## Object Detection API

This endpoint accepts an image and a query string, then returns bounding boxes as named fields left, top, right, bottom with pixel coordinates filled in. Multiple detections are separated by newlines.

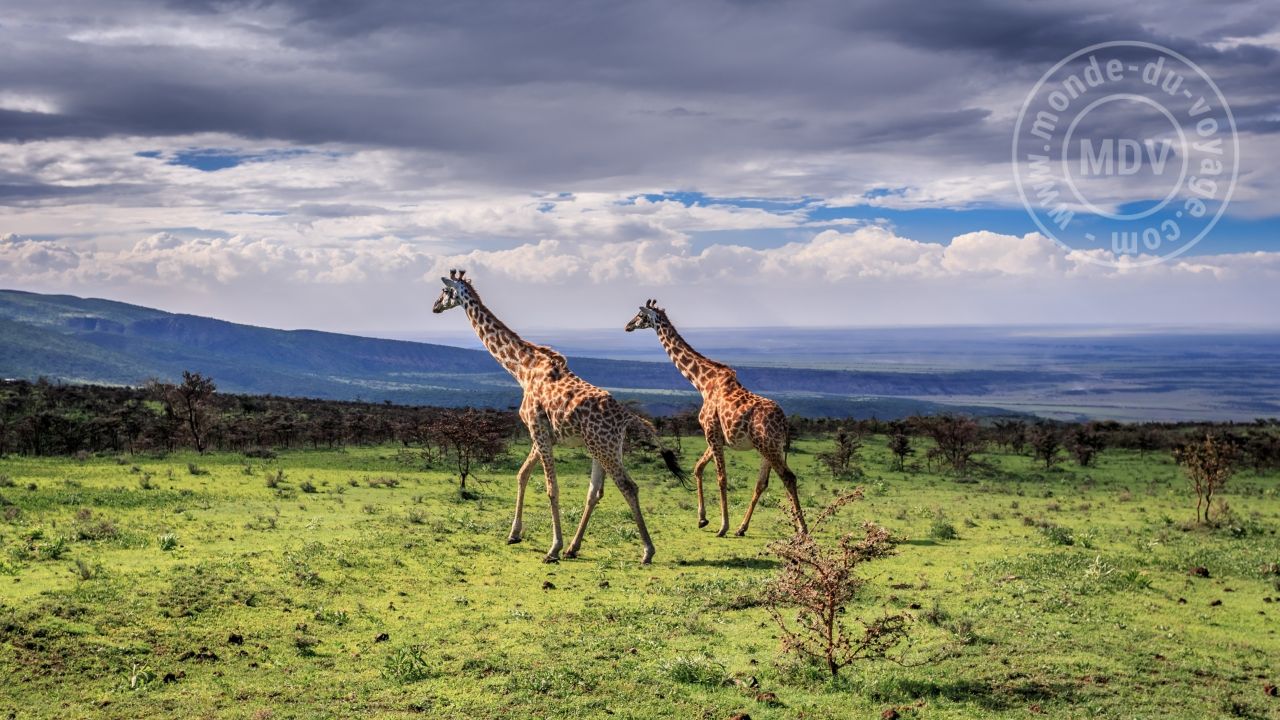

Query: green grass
left=1, top=439, right=1278, bottom=719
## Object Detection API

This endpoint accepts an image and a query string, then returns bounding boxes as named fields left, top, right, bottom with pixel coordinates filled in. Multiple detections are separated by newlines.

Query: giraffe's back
left=527, top=371, right=629, bottom=445
left=708, top=379, right=786, bottom=452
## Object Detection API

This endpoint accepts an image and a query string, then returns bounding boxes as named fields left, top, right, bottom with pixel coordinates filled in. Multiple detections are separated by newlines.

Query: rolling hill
left=0, top=289, right=1019, bottom=418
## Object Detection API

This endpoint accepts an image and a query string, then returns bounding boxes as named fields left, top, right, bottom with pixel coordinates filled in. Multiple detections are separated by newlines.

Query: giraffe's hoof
left=564, top=547, right=579, bottom=559
left=697, top=518, right=709, bottom=528
left=715, top=528, right=728, bottom=538
left=542, top=553, right=560, bottom=564
left=640, top=548, right=655, bottom=565
left=734, top=528, right=748, bottom=537
left=506, top=536, right=522, bottom=545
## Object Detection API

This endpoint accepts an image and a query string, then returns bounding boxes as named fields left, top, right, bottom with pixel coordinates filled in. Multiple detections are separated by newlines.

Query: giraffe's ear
left=440, top=276, right=450, bottom=284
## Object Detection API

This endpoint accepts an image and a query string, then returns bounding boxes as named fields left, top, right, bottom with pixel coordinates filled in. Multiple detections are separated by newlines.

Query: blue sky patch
left=134, top=148, right=314, bottom=172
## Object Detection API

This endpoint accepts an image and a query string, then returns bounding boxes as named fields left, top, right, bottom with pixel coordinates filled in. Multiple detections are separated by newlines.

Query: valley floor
left=1, top=440, right=1278, bottom=719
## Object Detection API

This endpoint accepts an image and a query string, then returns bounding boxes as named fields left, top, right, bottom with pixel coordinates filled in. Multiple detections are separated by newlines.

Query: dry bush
left=1173, top=433, right=1241, bottom=524
left=764, top=489, right=914, bottom=679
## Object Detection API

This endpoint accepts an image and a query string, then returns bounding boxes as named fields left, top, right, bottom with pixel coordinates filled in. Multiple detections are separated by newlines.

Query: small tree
left=919, top=415, right=981, bottom=475
left=1244, top=431, right=1280, bottom=474
left=1028, top=422, right=1062, bottom=469
left=886, top=422, right=914, bottom=471
left=1173, top=433, right=1240, bottom=524
left=163, top=371, right=216, bottom=454
left=1133, top=426, right=1160, bottom=458
left=1067, top=424, right=1105, bottom=467
left=425, top=408, right=513, bottom=489
left=764, top=490, right=913, bottom=679
left=992, top=419, right=1028, bottom=454
left=818, top=426, right=861, bottom=478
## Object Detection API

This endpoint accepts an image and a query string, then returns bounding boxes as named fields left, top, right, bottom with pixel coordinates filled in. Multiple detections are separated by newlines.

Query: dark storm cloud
left=1, top=0, right=1277, bottom=192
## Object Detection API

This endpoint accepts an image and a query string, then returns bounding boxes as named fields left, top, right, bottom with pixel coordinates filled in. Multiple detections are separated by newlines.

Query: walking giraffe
left=432, top=271, right=686, bottom=563
left=625, top=300, right=807, bottom=536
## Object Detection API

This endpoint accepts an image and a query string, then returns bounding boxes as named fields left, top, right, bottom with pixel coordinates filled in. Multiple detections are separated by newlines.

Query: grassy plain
left=1, top=438, right=1278, bottom=719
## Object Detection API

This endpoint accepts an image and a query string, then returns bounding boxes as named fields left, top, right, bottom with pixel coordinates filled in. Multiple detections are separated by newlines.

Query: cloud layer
left=6, top=225, right=1278, bottom=331
left=1, top=1, right=1278, bottom=331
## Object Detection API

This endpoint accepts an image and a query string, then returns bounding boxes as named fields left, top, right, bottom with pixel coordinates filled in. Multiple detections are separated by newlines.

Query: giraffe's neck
left=461, top=295, right=541, bottom=380
left=655, top=319, right=722, bottom=394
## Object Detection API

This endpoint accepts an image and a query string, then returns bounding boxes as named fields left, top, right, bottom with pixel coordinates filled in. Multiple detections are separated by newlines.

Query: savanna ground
left=1, top=437, right=1278, bottom=719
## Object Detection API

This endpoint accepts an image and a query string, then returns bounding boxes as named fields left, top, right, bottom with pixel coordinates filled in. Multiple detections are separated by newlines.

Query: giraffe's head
left=624, top=299, right=666, bottom=332
left=432, top=268, right=473, bottom=314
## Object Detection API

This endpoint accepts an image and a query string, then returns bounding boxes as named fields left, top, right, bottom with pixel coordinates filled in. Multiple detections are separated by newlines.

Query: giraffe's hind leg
left=601, top=454, right=655, bottom=564
left=564, top=459, right=604, bottom=558
left=769, top=449, right=807, bottom=535
left=781, top=460, right=807, bottom=535
left=734, top=455, right=772, bottom=536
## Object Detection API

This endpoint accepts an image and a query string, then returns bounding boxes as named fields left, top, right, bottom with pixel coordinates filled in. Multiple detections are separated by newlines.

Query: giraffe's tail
left=627, top=413, right=689, bottom=487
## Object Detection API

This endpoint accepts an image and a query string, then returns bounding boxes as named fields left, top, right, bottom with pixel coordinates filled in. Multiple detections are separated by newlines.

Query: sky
left=1, top=0, right=1278, bottom=334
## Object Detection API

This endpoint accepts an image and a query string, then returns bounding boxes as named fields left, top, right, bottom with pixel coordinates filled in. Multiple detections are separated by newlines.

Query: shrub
left=1068, top=424, right=1106, bottom=467
left=660, top=655, right=727, bottom=686
left=1038, top=522, right=1074, bottom=546
left=918, top=415, right=982, bottom=475
left=887, top=423, right=914, bottom=471
left=73, top=509, right=119, bottom=541
left=74, top=558, right=102, bottom=581
left=294, top=634, right=320, bottom=656
left=420, top=408, right=514, bottom=488
left=1174, top=433, right=1241, bottom=524
left=1029, top=423, right=1063, bottom=469
left=159, top=533, right=179, bottom=551
left=44, top=536, right=70, bottom=560
left=124, top=662, right=155, bottom=691
left=187, top=463, right=209, bottom=476
left=764, top=489, right=914, bottom=679
left=383, top=645, right=432, bottom=683
left=818, top=427, right=862, bottom=478
left=929, top=517, right=958, bottom=541
left=299, top=480, right=317, bottom=494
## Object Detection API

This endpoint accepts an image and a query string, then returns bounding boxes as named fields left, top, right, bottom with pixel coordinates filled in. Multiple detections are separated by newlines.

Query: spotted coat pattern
left=626, top=300, right=808, bottom=536
left=433, top=271, right=663, bottom=563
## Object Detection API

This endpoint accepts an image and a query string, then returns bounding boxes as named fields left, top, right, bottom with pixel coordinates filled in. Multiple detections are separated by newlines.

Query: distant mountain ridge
left=0, top=288, right=1019, bottom=418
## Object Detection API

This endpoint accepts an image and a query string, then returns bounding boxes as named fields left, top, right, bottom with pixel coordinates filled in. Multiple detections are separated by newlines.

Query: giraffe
left=432, top=270, right=686, bottom=564
left=625, top=300, right=807, bottom=537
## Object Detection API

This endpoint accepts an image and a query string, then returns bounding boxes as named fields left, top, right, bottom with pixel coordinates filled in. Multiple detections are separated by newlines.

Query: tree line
left=0, top=376, right=516, bottom=459
left=799, top=415, right=1280, bottom=478
left=3, top=377, right=1279, bottom=481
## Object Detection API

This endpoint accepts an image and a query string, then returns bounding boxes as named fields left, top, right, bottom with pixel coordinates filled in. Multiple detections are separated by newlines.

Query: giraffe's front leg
left=692, top=445, right=715, bottom=528
left=507, top=448, right=539, bottom=544
left=711, top=445, right=729, bottom=537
